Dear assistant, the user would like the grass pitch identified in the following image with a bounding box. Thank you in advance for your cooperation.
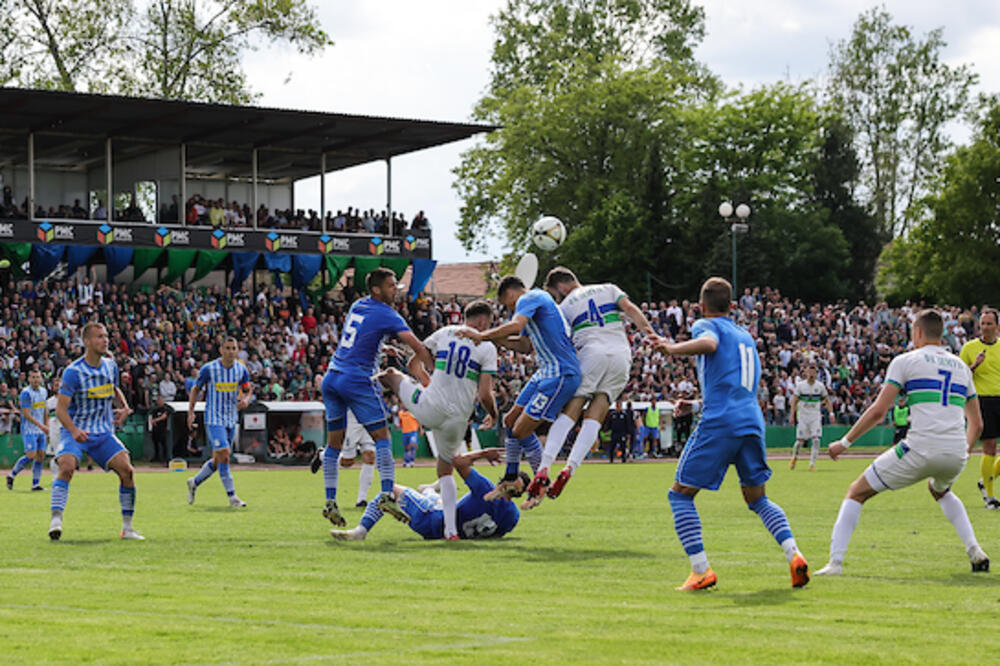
[1,455,997,664]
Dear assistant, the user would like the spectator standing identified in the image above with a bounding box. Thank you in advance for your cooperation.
[959,308,1000,509]
[149,395,172,464]
[605,401,633,463]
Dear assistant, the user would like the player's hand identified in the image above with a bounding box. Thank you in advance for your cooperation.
[673,399,692,417]
[113,406,132,427]
[237,398,250,410]
[40,425,49,435]
[187,413,196,431]
[480,413,495,430]
[789,416,795,426]
[455,328,484,344]
[72,428,90,443]
[481,448,503,464]
[828,440,847,461]
[976,351,986,367]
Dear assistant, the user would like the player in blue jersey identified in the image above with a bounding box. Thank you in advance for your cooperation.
[6,368,48,491]
[320,267,433,527]
[330,448,525,541]
[655,278,808,590]
[185,338,252,508]
[458,275,580,500]
[51,322,142,541]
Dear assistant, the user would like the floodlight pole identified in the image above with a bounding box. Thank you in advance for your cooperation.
[251,148,258,229]
[718,201,751,298]
[27,133,34,221]
[179,143,186,225]
[320,152,326,232]
[386,157,392,237]
[106,138,113,222]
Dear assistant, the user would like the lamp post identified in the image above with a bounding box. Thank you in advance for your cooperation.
[718,201,751,297]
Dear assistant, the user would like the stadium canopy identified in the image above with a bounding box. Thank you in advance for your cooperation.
[0,87,496,182]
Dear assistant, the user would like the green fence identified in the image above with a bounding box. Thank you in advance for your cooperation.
[763,425,895,448]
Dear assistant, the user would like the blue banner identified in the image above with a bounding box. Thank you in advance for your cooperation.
[409,258,437,301]
[103,246,134,279]
[291,254,323,289]
[66,245,98,274]
[29,244,65,280]
[230,252,260,292]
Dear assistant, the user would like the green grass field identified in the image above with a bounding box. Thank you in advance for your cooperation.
[1,454,998,664]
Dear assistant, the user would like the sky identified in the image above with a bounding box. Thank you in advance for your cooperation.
[243,1,1000,265]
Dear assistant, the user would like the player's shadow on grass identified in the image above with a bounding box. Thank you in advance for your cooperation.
[380,539,653,562]
[940,573,1000,587]
[720,588,802,606]
[190,506,236,512]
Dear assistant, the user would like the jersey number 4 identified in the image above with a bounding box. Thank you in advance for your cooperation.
[738,343,756,392]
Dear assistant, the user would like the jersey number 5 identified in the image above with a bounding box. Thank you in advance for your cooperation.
[738,343,756,392]
[340,313,365,349]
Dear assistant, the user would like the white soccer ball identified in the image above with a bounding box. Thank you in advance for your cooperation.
[531,216,566,251]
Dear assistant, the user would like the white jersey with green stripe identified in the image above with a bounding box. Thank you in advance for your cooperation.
[793,379,827,420]
[558,283,630,357]
[420,325,498,417]
[884,344,975,451]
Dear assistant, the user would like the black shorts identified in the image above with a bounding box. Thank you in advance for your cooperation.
[980,396,1000,440]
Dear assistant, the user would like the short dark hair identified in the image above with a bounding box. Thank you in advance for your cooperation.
[82,321,106,340]
[981,307,998,324]
[497,275,525,300]
[223,337,238,346]
[366,267,395,292]
[544,266,577,289]
[700,277,732,315]
[914,309,944,340]
[464,300,492,320]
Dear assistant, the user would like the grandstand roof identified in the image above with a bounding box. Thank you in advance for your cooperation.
[0,87,497,182]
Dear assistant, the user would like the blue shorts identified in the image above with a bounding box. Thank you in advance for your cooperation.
[22,432,47,453]
[57,430,127,470]
[675,425,771,491]
[640,426,660,440]
[402,432,418,448]
[514,373,581,422]
[322,370,388,432]
[398,488,444,540]
[206,424,237,451]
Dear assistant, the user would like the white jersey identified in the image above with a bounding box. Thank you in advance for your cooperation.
[559,283,631,357]
[885,344,975,451]
[421,325,498,417]
[793,379,828,420]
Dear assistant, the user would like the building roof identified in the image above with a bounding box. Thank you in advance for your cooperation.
[0,87,496,182]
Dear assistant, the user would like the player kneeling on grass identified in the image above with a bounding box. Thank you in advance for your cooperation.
[331,449,523,541]
[379,300,500,539]
[51,322,142,541]
[816,309,990,576]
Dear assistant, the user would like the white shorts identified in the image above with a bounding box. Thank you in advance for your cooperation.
[399,377,468,463]
[864,441,967,494]
[341,417,374,459]
[575,348,630,401]
[796,418,822,440]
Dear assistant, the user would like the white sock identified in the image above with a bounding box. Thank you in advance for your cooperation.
[937,491,978,551]
[830,498,863,562]
[541,414,575,470]
[352,525,368,537]
[780,537,798,563]
[122,514,133,530]
[690,550,709,575]
[439,474,458,538]
[568,418,602,471]
[357,463,375,504]
[810,438,820,466]
[791,440,801,459]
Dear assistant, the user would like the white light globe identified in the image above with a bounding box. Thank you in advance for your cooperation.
[718,202,733,218]
[735,203,751,219]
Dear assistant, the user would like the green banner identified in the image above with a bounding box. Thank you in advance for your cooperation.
[131,248,163,280]
[193,250,228,282]
[0,242,32,276]
[324,255,352,286]
[352,257,381,292]
[161,248,198,285]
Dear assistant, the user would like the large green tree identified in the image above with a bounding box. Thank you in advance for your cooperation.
[827,7,978,240]
[877,98,1000,307]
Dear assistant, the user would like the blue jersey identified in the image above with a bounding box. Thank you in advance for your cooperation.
[196,359,251,427]
[329,297,410,377]
[59,356,119,434]
[20,385,48,435]
[514,289,580,379]
[692,317,765,436]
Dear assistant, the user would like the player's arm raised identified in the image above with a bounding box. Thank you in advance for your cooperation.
[964,395,983,454]
[452,447,503,479]
[828,382,900,460]
[654,336,718,356]
[618,296,657,337]
[460,315,532,353]
[397,330,434,373]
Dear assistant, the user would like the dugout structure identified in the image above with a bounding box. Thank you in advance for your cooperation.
[0,87,496,289]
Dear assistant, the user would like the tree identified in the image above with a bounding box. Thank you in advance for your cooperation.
[827,7,978,240]
[877,98,1000,307]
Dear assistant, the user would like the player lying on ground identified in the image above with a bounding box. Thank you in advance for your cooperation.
[457,276,580,501]
[330,448,524,541]
[522,267,659,509]
[7,368,48,491]
[654,277,809,590]
[51,322,142,541]
[379,300,499,539]
[816,309,990,576]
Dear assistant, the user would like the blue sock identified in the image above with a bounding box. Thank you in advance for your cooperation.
[51,478,69,512]
[375,437,394,492]
[11,455,29,476]
[323,445,341,501]
[520,435,542,475]
[668,489,704,556]
[119,485,136,517]
[505,428,521,478]
[218,462,235,497]
[748,495,794,545]
[32,460,42,486]
[360,497,383,531]
[193,460,216,487]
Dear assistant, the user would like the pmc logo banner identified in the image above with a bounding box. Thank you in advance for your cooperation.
[368,236,385,255]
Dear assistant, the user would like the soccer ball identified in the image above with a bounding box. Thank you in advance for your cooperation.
[531,216,566,251]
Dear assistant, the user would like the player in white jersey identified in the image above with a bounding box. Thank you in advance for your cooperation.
[6,368,48,491]
[788,364,834,471]
[522,267,658,508]
[379,300,499,540]
[815,310,989,576]
[311,409,377,508]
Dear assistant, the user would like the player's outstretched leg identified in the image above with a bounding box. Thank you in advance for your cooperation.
[188,460,216,504]
[934,487,989,572]
[486,428,524,501]
[332,496,384,541]
[376,488,410,524]
[7,455,30,488]
[321,445,345,526]
[809,438,820,470]
[789,440,801,470]
[746,492,808,587]
[218,462,245,508]
[549,417,603,500]
[815,498,863,576]
[440,473,459,538]
[31,459,44,490]
[49,478,69,540]
[668,488,715,590]
[356,460,375,507]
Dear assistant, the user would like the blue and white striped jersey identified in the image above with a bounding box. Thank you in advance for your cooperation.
[196,359,251,427]
[59,356,119,434]
[514,289,580,379]
[20,385,48,435]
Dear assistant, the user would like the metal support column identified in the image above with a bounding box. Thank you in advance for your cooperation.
[106,138,113,221]
[179,143,186,224]
[27,133,35,220]
[252,149,258,229]
[386,157,393,236]
[320,153,326,232]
